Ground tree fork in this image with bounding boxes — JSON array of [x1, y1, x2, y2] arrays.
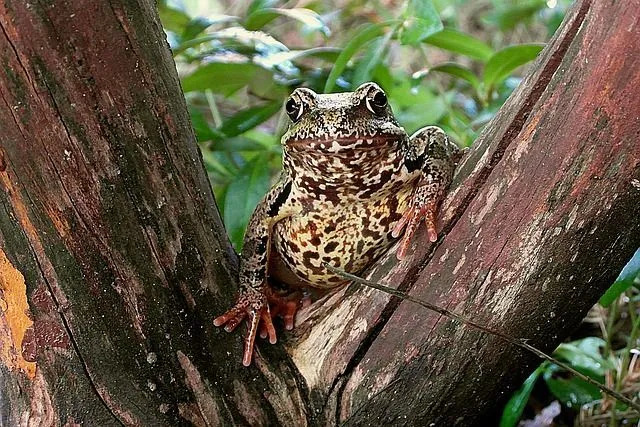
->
[[0, 0, 638, 425]]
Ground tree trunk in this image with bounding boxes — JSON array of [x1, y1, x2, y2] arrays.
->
[[0, 0, 638, 426]]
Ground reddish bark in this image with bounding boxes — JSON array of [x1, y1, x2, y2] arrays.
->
[[0, 0, 638, 425]]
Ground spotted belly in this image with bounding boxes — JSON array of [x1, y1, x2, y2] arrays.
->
[[271, 192, 412, 289]]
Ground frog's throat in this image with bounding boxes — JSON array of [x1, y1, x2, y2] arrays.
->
[[285, 135, 403, 153]]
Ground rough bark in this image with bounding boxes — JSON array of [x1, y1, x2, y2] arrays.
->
[[0, 1, 303, 425], [0, 0, 638, 426]]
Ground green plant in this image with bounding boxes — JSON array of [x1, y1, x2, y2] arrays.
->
[[501, 250, 640, 426]]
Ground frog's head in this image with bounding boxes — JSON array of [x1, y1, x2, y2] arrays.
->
[[281, 82, 408, 154]]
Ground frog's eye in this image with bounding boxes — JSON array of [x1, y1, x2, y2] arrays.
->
[[365, 90, 388, 115], [285, 98, 304, 122]]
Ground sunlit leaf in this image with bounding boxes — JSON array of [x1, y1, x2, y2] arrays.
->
[[224, 158, 272, 250], [399, 0, 443, 45], [483, 43, 544, 96], [245, 8, 330, 36], [324, 22, 390, 92], [424, 28, 493, 62], [600, 248, 640, 306], [500, 364, 546, 427]]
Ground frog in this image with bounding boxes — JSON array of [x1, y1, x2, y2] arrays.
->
[[214, 82, 461, 366]]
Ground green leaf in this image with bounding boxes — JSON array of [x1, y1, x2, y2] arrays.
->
[[500, 364, 545, 427], [426, 63, 481, 91], [201, 150, 237, 178], [544, 365, 602, 407], [483, 43, 544, 96], [181, 62, 274, 97], [188, 106, 224, 142], [217, 101, 281, 138], [352, 32, 392, 87], [210, 137, 278, 153], [247, 0, 278, 16], [324, 22, 390, 93], [399, 0, 443, 45], [554, 337, 613, 378], [486, 0, 548, 31], [158, 4, 191, 34], [223, 158, 272, 250], [600, 248, 640, 306], [424, 28, 493, 62], [181, 17, 212, 41], [245, 8, 329, 35]]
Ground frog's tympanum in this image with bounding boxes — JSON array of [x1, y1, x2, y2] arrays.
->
[[214, 82, 461, 365]]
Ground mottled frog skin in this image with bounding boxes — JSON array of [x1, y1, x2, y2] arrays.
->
[[214, 82, 460, 365]]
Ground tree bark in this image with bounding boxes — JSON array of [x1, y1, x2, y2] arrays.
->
[[0, 1, 302, 425], [0, 0, 638, 426]]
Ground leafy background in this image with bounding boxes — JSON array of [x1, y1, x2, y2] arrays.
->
[[159, 0, 640, 425]]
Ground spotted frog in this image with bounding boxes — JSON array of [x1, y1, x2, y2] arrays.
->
[[214, 82, 461, 365]]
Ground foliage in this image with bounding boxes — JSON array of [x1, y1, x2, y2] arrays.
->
[[159, 0, 569, 250], [501, 250, 640, 426]]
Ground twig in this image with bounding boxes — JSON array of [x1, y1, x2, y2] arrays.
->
[[324, 264, 640, 413]]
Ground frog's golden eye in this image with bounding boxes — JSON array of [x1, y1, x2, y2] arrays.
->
[[365, 90, 388, 115], [285, 98, 304, 122]]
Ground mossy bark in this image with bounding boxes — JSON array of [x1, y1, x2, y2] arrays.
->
[[0, 0, 638, 425]]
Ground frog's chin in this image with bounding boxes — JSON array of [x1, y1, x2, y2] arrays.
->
[[285, 135, 403, 153]]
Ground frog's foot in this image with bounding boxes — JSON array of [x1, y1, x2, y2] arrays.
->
[[392, 200, 438, 259], [260, 289, 308, 335], [214, 290, 276, 367]]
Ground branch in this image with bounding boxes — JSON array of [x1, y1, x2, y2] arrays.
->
[[326, 264, 640, 413]]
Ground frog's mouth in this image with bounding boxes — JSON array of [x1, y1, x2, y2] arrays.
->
[[286, 135, 402, 153]]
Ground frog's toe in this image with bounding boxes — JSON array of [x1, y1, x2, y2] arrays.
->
[[242, 305, 276, 366], [394, 202, 440, 259], [282, 300, 298, 330], [424, 206, 438, 243], [223, 312, 247, 332], [258, 309, 277, 344], [214, 291, 275, 366], [266, 290, 305, 331], [214, 304, 247, 328], [394, 208, 421, 259], [242, 311, 260, 366]]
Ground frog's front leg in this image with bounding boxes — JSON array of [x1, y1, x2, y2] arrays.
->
[[214, 179, 300, 366], [393, 126, 461, 259]]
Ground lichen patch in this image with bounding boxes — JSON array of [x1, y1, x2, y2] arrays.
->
[[0, 248, 36, 379]]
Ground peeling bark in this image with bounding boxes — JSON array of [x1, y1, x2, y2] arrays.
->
[[0, 0, 638, 426]]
